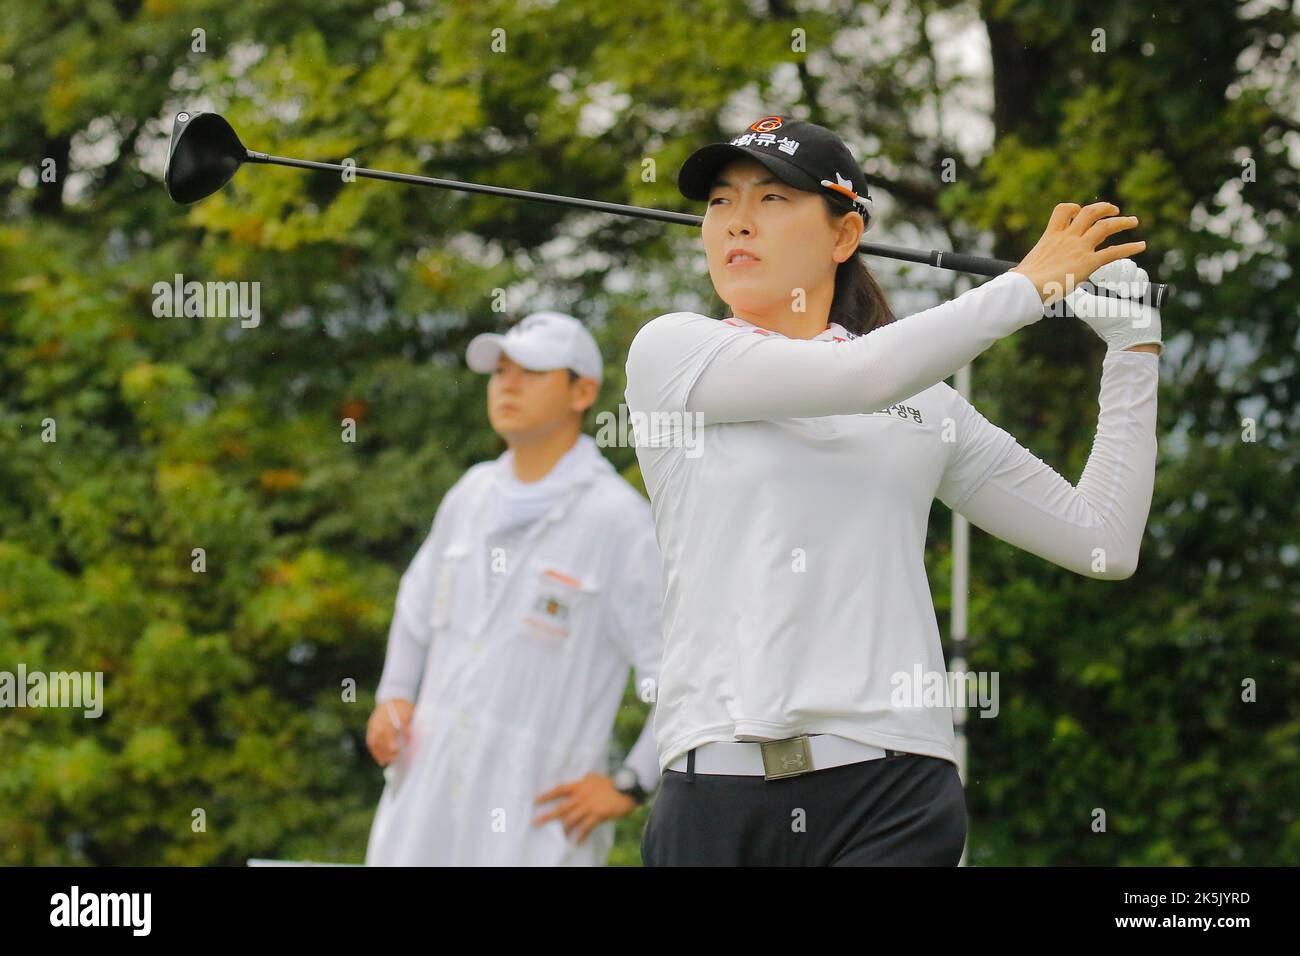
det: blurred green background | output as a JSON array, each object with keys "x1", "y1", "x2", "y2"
[{"x1": 1, "y1": 0, "x2": 1296, "y2": 865}]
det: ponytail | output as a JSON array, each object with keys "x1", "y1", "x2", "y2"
[{"x1": 822, "y1": 195, "x2": 896, "y2": 336}]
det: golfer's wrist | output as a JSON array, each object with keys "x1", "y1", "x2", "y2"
[
  {"x1": 1105, "y1": 325, "x2": 1162, "y2": 353},
  {"x1": 1008, "y1": 267, "x2": 1053, "y2": 304}
]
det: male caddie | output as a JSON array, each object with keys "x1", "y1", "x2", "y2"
[{"x1": 364, "y1": 311, "x2": 664, "y2": 866}]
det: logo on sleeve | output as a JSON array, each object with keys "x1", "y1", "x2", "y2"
[{"x1": 867, "y1": 403, "x2": 925, "y2": 425}]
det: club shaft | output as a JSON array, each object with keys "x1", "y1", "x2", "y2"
[{"x1": 248, "y1": 151, "x2": 1169, "y2": 307}]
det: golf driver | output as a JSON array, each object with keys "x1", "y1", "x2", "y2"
[{"x1": 164, "y1": 111, "x2": 1170, "y2": 307}]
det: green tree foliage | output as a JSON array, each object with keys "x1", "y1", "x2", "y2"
[{"x1": 1, "y1": 0, "x2": 1295, "y2": 864}]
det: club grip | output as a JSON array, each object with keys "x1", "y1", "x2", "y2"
[{"x1": 932, "y1": 251, "x2": 1170, "y2": 308}]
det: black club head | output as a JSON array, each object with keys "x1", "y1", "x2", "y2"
[{"x1": 164, "y1": 111, "x2": 248, "y2": 204}]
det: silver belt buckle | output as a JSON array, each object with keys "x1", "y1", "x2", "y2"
[{"x1": 759, "y1": 736, "x2": 815, "y2": 780}]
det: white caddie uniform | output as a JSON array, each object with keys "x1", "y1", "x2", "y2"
[
  {"x1": 365, "y1": 433, "x2": 663, "y2": 866},
  {"x1": 624, "y1": 270, "x2": 1159, "y2": 774}
]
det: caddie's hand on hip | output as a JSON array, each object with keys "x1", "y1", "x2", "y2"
[{"x1": 1011, "y1": 202, "x2": 1147, "y2": 305}]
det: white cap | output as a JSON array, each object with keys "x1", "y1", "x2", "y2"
[{"x1": 465, "y1": 311, "x2": 603, "y2": 384}]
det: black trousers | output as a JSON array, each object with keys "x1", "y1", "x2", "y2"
[{"x1": 641, "y1": 749, "x2": 967, "y2": 866}]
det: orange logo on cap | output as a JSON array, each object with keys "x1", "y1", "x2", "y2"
[{"x1": 749, "y1": 116, "x2": 783, "y2": 132}]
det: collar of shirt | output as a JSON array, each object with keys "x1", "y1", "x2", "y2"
[
  {"x1": 495, "y1": 432, "x2": 605, "y2": 486},
  {"x1": 720, "y1": 315, "x2": 851, "y2": 342},
  {"x1": 483, "y1": 434, "x2": 608, "y2": 535}
]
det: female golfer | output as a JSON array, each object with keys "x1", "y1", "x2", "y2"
[{"x1": 624, "y1": 115, "x2": 1162, "y2": 866}]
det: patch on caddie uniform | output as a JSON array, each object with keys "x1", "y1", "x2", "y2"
[{"x1": 520, "y1": 567, "x2": 582, "y2": 646}]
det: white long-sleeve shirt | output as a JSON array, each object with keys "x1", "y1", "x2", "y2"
[{"x1": 624, "y1": 270, "x2": 1159, "y2": 773}]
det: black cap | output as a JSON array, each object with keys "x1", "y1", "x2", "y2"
[{"x1": 677, "y1": 115, "x2": 874, "y2": 231}]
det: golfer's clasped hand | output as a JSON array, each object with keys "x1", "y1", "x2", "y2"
[
  {"x1": 1062, "y1": 258, "x2": 1163, "y2": 353},
  {"x1": 1011, "y1": 201, "x2": 1146, "y2": 306}
]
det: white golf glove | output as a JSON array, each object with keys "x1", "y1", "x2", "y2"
[{"x1": 1062, "y1": 258, "x2": 1162, "y2": 353}]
